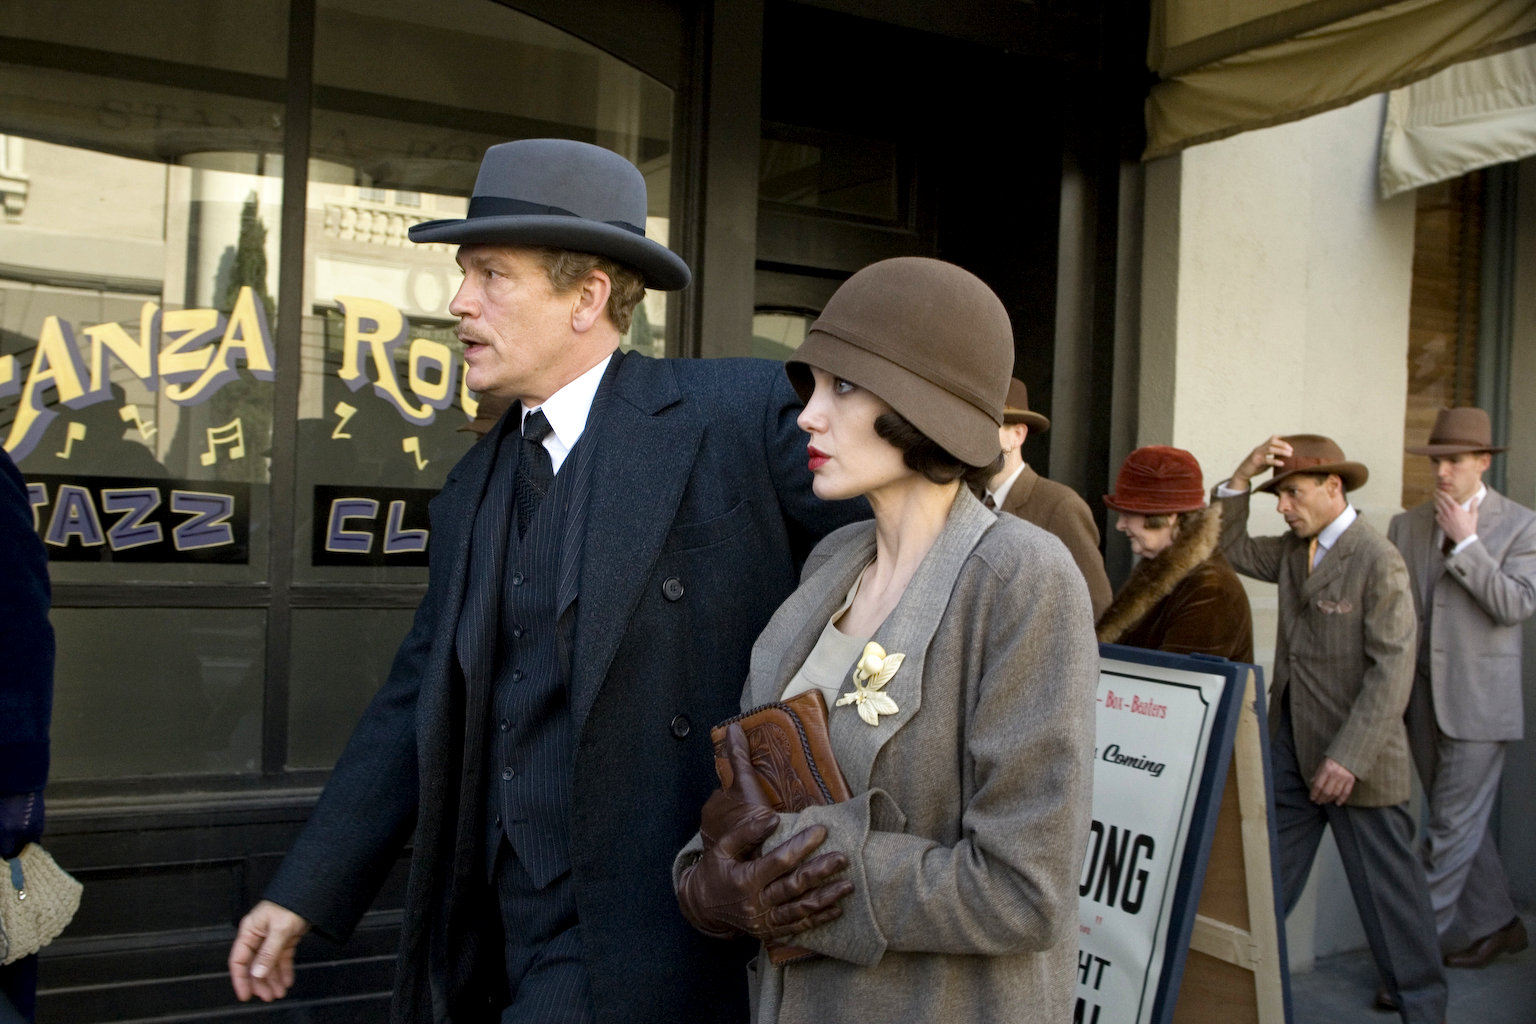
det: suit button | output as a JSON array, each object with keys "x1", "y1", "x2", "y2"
[
  {"x1": 512, "y1": 625, "x2": 524, "y2": 639},
  {"x1": 512, "y1": 669, "x2": 523, "y2": 682},
  {"x1": 499, "y1": 718, "x2": 511, "y2": 732},
  {"x1": 662, "y1": 576, "x2": 685, "y2": 601},
  {"x1": 501, "y1": 767, "x2": 515, "y2": 781},
  {"x1": 511, "y1": 572, "x2": 524, "y2": 586},
  {"x1": 670, "y1": 714, "x2": 691, "y2": 739}
]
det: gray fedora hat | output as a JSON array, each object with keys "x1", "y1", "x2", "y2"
[{"x1": 408, "y1": 139, "x2": 691, "y2": 291}]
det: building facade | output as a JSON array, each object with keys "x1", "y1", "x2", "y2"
[{"x1": 0, "y1": 1, "x2": 1139, "y2": 1019}]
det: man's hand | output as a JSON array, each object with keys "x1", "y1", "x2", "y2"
[
  {"x1": 1434, "y1": 489, "x2": 1479, "y2": 547},
  {"x1": 229, "y1": 900, "x2": 311, "y2": 1002},
  {"x1": 1230, "y1": 435, "x2": 1294, "y2": 492},
  {"x1": 1309, "y1": 757, "x2": 1356, "y2": 806},
  {"x1": 676, "y1": 724, "x2": 854, "y2": 941}
]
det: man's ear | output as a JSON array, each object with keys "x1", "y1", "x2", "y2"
[{"x1": 571, "y1": 269, "x2": 612, "y2": 333}]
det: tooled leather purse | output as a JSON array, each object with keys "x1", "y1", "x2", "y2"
[{"x1": 711, "y1": 689, "x2": 852, "y2": 964}]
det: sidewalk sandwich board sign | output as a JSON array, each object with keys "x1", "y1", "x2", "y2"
[{"x1": 1077, "y1": 645, "x2": 1291, "y2": 1024}]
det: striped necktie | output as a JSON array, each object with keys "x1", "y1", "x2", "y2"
[{"x1": 515, "y1": 409, "x2": 554, "y2": 539}]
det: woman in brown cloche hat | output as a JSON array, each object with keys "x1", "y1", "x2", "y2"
[
  {"x1": 1096, "y1": 446, "x2": 1253, "y2": 661},
  {"x1": 674, "y1": 257, "x2": 1097, "y2": 1023}
]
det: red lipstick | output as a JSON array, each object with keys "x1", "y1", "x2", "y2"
[{"x1": 807, "y1": 445, "x2": 829, "y2": 471}]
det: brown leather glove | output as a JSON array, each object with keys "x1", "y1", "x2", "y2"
[{"x1": 677, "y1": 724, "x2": 854, "y2": 941}]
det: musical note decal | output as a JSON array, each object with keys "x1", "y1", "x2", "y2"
[
  {"x1": 200, "y1": 418, "x2": 247, "y2": 466},
  {"x1": 119, "y1": 403, "x2": 157, "y2": 441},
  {"x1": 332, "y1": 401, "x2": 357, "y2": 440},
  {"x1": 402, "y1": 436, "x2": 428, "y2": 471},
  {"x1": 56, "y1": 421, "x2": 87, "y2": 459}
]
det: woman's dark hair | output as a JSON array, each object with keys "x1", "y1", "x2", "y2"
[{"x1": 874, "y1": 410, "x2": 1001, "y2": 489}]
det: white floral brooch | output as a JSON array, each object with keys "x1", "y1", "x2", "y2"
[{"x1": 836, "y1": 641, "x2": 905, "y2": 726}]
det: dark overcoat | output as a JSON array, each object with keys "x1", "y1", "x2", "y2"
[
  {"x1": 266, "y1": 354, "x2": 864, "y2": 1023},
  {"x1": 0, "y1": 446, "x2": 53, "y2": 812}
]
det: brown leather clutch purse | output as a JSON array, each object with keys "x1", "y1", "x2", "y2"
[{"x1": 711, "y1": 689, "x2": 852, "y2": 964}]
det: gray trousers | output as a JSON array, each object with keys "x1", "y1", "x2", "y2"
[
  {"x1": 1405, "y1": 673, "x2": 1517, "y2": 945},
  {"x1": 1274, "y1": 702, "x2": 1447, "y2": 1024}
]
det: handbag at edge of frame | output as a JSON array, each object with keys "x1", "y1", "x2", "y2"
[{"x1": 0, "y1": 843, "x2": 84, "y2": 965}]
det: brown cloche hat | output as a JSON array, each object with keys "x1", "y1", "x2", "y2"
[
  {"x1": 1002, "y1": 378, "x2": 1050, "y2": 432},
  {"x1": 1104, "y1": 446, "x2": 1206, "y2": 514},
  {"x1": 786, "y1": 257, "x2": 1013, "y2": 467},
  {"x1": 1255, "y1": 434, "x2": 1369, "y2": 494},
  {"x1": 1404, "y1": 407, "x2": 1505, "y2": 456}
]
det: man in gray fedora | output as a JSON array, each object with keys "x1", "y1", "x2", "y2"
[
  {"x1": 980, "y1": 377, "x2": 1111, "y2": 616},
  {"x1": 1389, "y1": 407, "x2": 1535, "y2": 969},
  {"x1": 1216, "y1": 434, "x2": 1446, "y2": 1023},
  {"x1": 227, "y1": 139, "x2": 863, "y2": 1023}
]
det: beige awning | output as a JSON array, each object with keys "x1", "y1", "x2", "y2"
[
  {"x1": 1379, "y1": 43, "x2": 1536, "y2": 197},
  {"x1": 1146, "y1": 0, "x2": 1536, "y2": 159}
]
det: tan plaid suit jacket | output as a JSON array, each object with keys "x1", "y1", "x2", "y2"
[{"x1": 1217, "y1": 491, "x2": 1418, "y2": 806}]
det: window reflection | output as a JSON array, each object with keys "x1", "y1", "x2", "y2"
[{"x1": 296, "y1": 0, "x2": 676, "y2": 584}]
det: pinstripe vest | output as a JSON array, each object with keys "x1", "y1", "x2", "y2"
[{"x1": 479, "y1": 432, "x2": 584, "y2": 889}]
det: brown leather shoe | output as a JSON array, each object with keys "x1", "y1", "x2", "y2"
[
  {"x1": 1373, "y1": 986, "x2": 1398, "y2": 1012},
  {"x1": 1444, "y1": 915, "x2": 1529, "y2": 969}
]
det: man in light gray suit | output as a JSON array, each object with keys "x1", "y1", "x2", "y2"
[
  {"x1": 1390, "y1": 407, "x2": 1536, "y2": 969},
  {"x1": 1217, "y1": 433, "x2": 1446, "y2": 1024}
]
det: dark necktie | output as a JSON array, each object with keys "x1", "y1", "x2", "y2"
[
  {"x1": 1441, "y1": 534, "x2": 1455, "y2": 557},
  {"x1": 983, "y1": 493, "x2": 996, "y2": 510},
  {"x1": 515, "y1": 409, "x2": 554, "y2": 539}
]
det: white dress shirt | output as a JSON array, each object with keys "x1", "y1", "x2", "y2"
[
  {"x1": 519, "y1": 354, "x2": 611, "y2": 475},
  {"x1": 986, "y1": 462, "x2": 1027, "y2": 510}
]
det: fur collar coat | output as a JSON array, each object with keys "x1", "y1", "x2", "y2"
[{"x1": 1096, "y1": 505, "x2": 1253, "y2": 662}]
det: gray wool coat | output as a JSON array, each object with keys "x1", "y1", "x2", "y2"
[
  {"x1": 1388, "y1": 488, "x2": 1536, "y2": 741},
  {"x1": 698, "y1": 489, "x2": 1099, "y2": 1024}
]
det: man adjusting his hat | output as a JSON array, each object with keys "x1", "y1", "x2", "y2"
[
  {"x1": 227, "y1": 140, "x2": 864, "y2": 1023},
  {"x1": 1389, "y1": 408, "x2": 1535, "y2": 970},
  {"x1": 1216, "y1": 434, "x2": 1446, "y2": 1023}
]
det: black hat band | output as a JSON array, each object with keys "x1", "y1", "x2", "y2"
[{"x1": 466, "y1": 195, "x2": 646, "y2": 237}]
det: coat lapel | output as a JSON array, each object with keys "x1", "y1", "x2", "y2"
[
  {"x1": 452, "y1": 415, "x2": 516, "y2": 691},
  {"x1": 1001, "y1": 464, "x2": 1038, "y2": 516},
  {"x1": 744, "y1": 527, "x2": 877, "y2": 710},
  {"x1": 1414, "y1": 502, "x2": 1443, "y2": 600},
  {"x1": 1301, "y1": 516, "x2": 1361, "y2": 606},
  {"x1": 753, "y1": 491, "x2": 994, "y2": 793},
  {"x1": 568, "y1": 356, "x2": 703, "y2": 733}
]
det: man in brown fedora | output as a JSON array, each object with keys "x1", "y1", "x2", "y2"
[
  {"x1": 1216, "y1": 434, "x2": 1446, "y2": 1023},
  {"x1": 227, "y1": 139, "x2": 864, "y2": 1023},
  {"x1": 1389, "y1": 407, "x2": 1536, "y2": 969},
  {"x1": 980, "y1": 378, "x2": 1112, "y2": 616}
]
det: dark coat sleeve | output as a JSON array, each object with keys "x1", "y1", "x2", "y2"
[
  {"x1": 0, "y1": 447, "x2": 53, "y2": 801},
  {"x1": 759, "y1": 367, "x2": 869, "y2": 561},
  {"x1": 261, "y1": 457, "x2": 478, "y2": 940}
]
